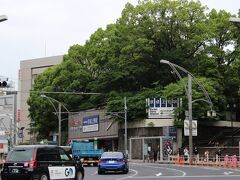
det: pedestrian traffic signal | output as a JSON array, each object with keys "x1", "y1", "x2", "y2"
[{"x1": 207, "y1": 110, "x2": 216, "y2": 117}]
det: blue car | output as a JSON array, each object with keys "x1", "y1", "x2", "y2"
[{"x1": 98, "y1": 152, "x2": 129, "y2": 174}]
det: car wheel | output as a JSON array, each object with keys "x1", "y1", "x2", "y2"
[
  {"x1": 123, "y1": 169, "x2": 129, "y2": 174},
  {"x1": 39, "y1": 173, "x2": 49, "y2": 180},
  {"x1": 76, "y1": 171, "x2": 83, "y2": 180}
]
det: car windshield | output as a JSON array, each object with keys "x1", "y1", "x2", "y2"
[
  {"x1": 101, "y1": 152, "x2": 123, "y2": 158},
  {"x1": 7, "y1": 149, "x2": 34, "y2": 162}
]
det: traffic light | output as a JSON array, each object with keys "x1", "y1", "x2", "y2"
[
  {"x1": 0, "y1": 80, "x2": 8, "y2": 87},
  {"x1": 0, "y1": 77, "x2": 12, "y2": 88}
]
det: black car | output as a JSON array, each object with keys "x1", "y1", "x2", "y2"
[{"x1": 1, "y1": 145, "x2": 84, "y2": 180}]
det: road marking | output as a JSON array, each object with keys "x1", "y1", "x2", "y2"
[
  {"x1": 91, "y1": 171, "x2": 97, "y2": 175},
  {"x1": 127, "y1": 174, "x2": 240, "y2": 179},
  {"x1": 155, "y1": 172, "x2": 162, "y2": 176},
  {"x1": 224, "y1": 171, "x2": 234, "y2": 175},
  {"x1": 131, "y1": 163, "x2": 186, "y2": 176},
  {"x1": 117, "y1": 169, "x2": 138, "y2": 180}
]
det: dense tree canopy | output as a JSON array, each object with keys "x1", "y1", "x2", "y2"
[{"x1": 28, "y1": 0, "x2": 240, "y2": 140}]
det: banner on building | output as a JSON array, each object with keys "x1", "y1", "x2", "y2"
[
  {"x1": 82, "y1": 115, "x2": 99, "y2": 133},
  {"x1": 147, "y1": 98, "x2": 180, "y2": 119}
]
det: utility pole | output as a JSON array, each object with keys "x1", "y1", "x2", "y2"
[
  {"x1": 124, "y1": 97, "x2": 128, "y2": 155},
  {"x1": 188, "y1": 74, "x2": 193, "y2": 164},
  {"x1": 58, "y1": 103, "x2": 61, "y2": 146}
]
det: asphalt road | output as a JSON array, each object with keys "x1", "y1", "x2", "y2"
[{"x1": 84, "y1": 162, "x2": 240, "y2": 180}]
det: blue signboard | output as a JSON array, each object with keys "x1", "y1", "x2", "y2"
[
  {"x1": 18, "y1": 132, "x2": 23, "y2": 138},
  {"x1": 167, "y1": 99, "x2": 172, "y2": 107},
  {"x1": 82, "y1": 115, "x2": 99, "y2": 133},
  {"x1": 149, "y1": 98, "x2": 155, "y2": 107},
  {"x1": 155, "y1": 98, "x2": 160, "y2": 107},
  {"x1": 172, "y1": 98, "x2": 178, "y2": 107},
  {"x1": 169, "y1": 126, "x2": 177, "y2": 137},
  {"x1": 161, "y1": 98, "x2": 167, "y2": 107}
]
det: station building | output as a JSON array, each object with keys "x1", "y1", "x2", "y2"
[{"x1": 68, "y1": 98, "x2": 182, "y2": 161}]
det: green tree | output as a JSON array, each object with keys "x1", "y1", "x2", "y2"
[{"x1": 28, "y1": 0, "x2": 240, "y2": 139}]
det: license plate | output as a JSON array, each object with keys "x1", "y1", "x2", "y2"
[
  {"x1": 11, "y1": 169, "x2": 19, "y2": 173},
  {"x1": 108, "y1": 161, "x2": 115, "y2": 163}
]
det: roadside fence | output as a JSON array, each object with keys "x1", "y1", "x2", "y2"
[{"x1": 172, "y1": 154, "x2": 240, "y2": 170}]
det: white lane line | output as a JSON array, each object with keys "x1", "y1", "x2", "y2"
[
  {"x1": 91, "y1": 171, "x2": 97, "y2": 175},
  {"x1": 131, "y1": 163, "x2": 186, "y2": 176},
  {"x1": 156, "y1": 172, "x2": 162, "y2": 176},
  {"x1": 224, "y1": 171, "x2": 234, "y2": 175},
  {"x1": 127, "y1": 174, "x2": 240, "y2": 179},
  {"x1": 174, "y1": 164, "x2": 221, "y2": 171},
  {"x1": 117, "y1": 169, "x2": 138, "y2": 180}
]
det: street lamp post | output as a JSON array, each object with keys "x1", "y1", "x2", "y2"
[
  {"x1": 106, "y1": 97, "x2": 128, "y2": 155},
  {"x1": 160, "y1": 60, "x2": 214, "y2": 164},
  {"x1": 40, "y1": 95, "x2": 69, "y2": 146},
  {"x1": 188, "y1": 74, "x2": 193, "y2": 163}
]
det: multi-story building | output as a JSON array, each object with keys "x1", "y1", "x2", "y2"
[
  {"x1": 18, "y1": 55, "x2": 63, "y2": 143},
  {"x1": 0, "y1": 93, "x2": 17, "y2": 147}
]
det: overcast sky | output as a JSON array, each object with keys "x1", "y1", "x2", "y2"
[{"x1": 0, "y1": 0, "x2": 239, "y2": 90}]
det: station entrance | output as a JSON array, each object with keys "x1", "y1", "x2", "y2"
[{"x1": 129, "y1": 136, "x2": 174, "y2": 162}]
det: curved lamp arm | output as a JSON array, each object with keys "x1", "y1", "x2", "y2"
[
  {"x1": 41, "y1": 95, "x2": 59, "y2": 114},
  {"x1": 41, "y1": 94, "x2": 70, "y2": 113},
  {"x1": 160, "y1": 59, "x2": 213, "y2": 110}
]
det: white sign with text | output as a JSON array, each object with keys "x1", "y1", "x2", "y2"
[
  {"x1": 184, "y1": 120, "x2": 197, "y2": 136},
  {"x1": 48, "y1": 166, "x2": 76, "y2": 179},
  {"x1": 147, "y1": 98, "x2": 180, "y2": 119}
]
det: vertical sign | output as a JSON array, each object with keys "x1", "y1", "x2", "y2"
[{"x1": 17, "y1": 109, "x2": 21, "y2": 122}]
